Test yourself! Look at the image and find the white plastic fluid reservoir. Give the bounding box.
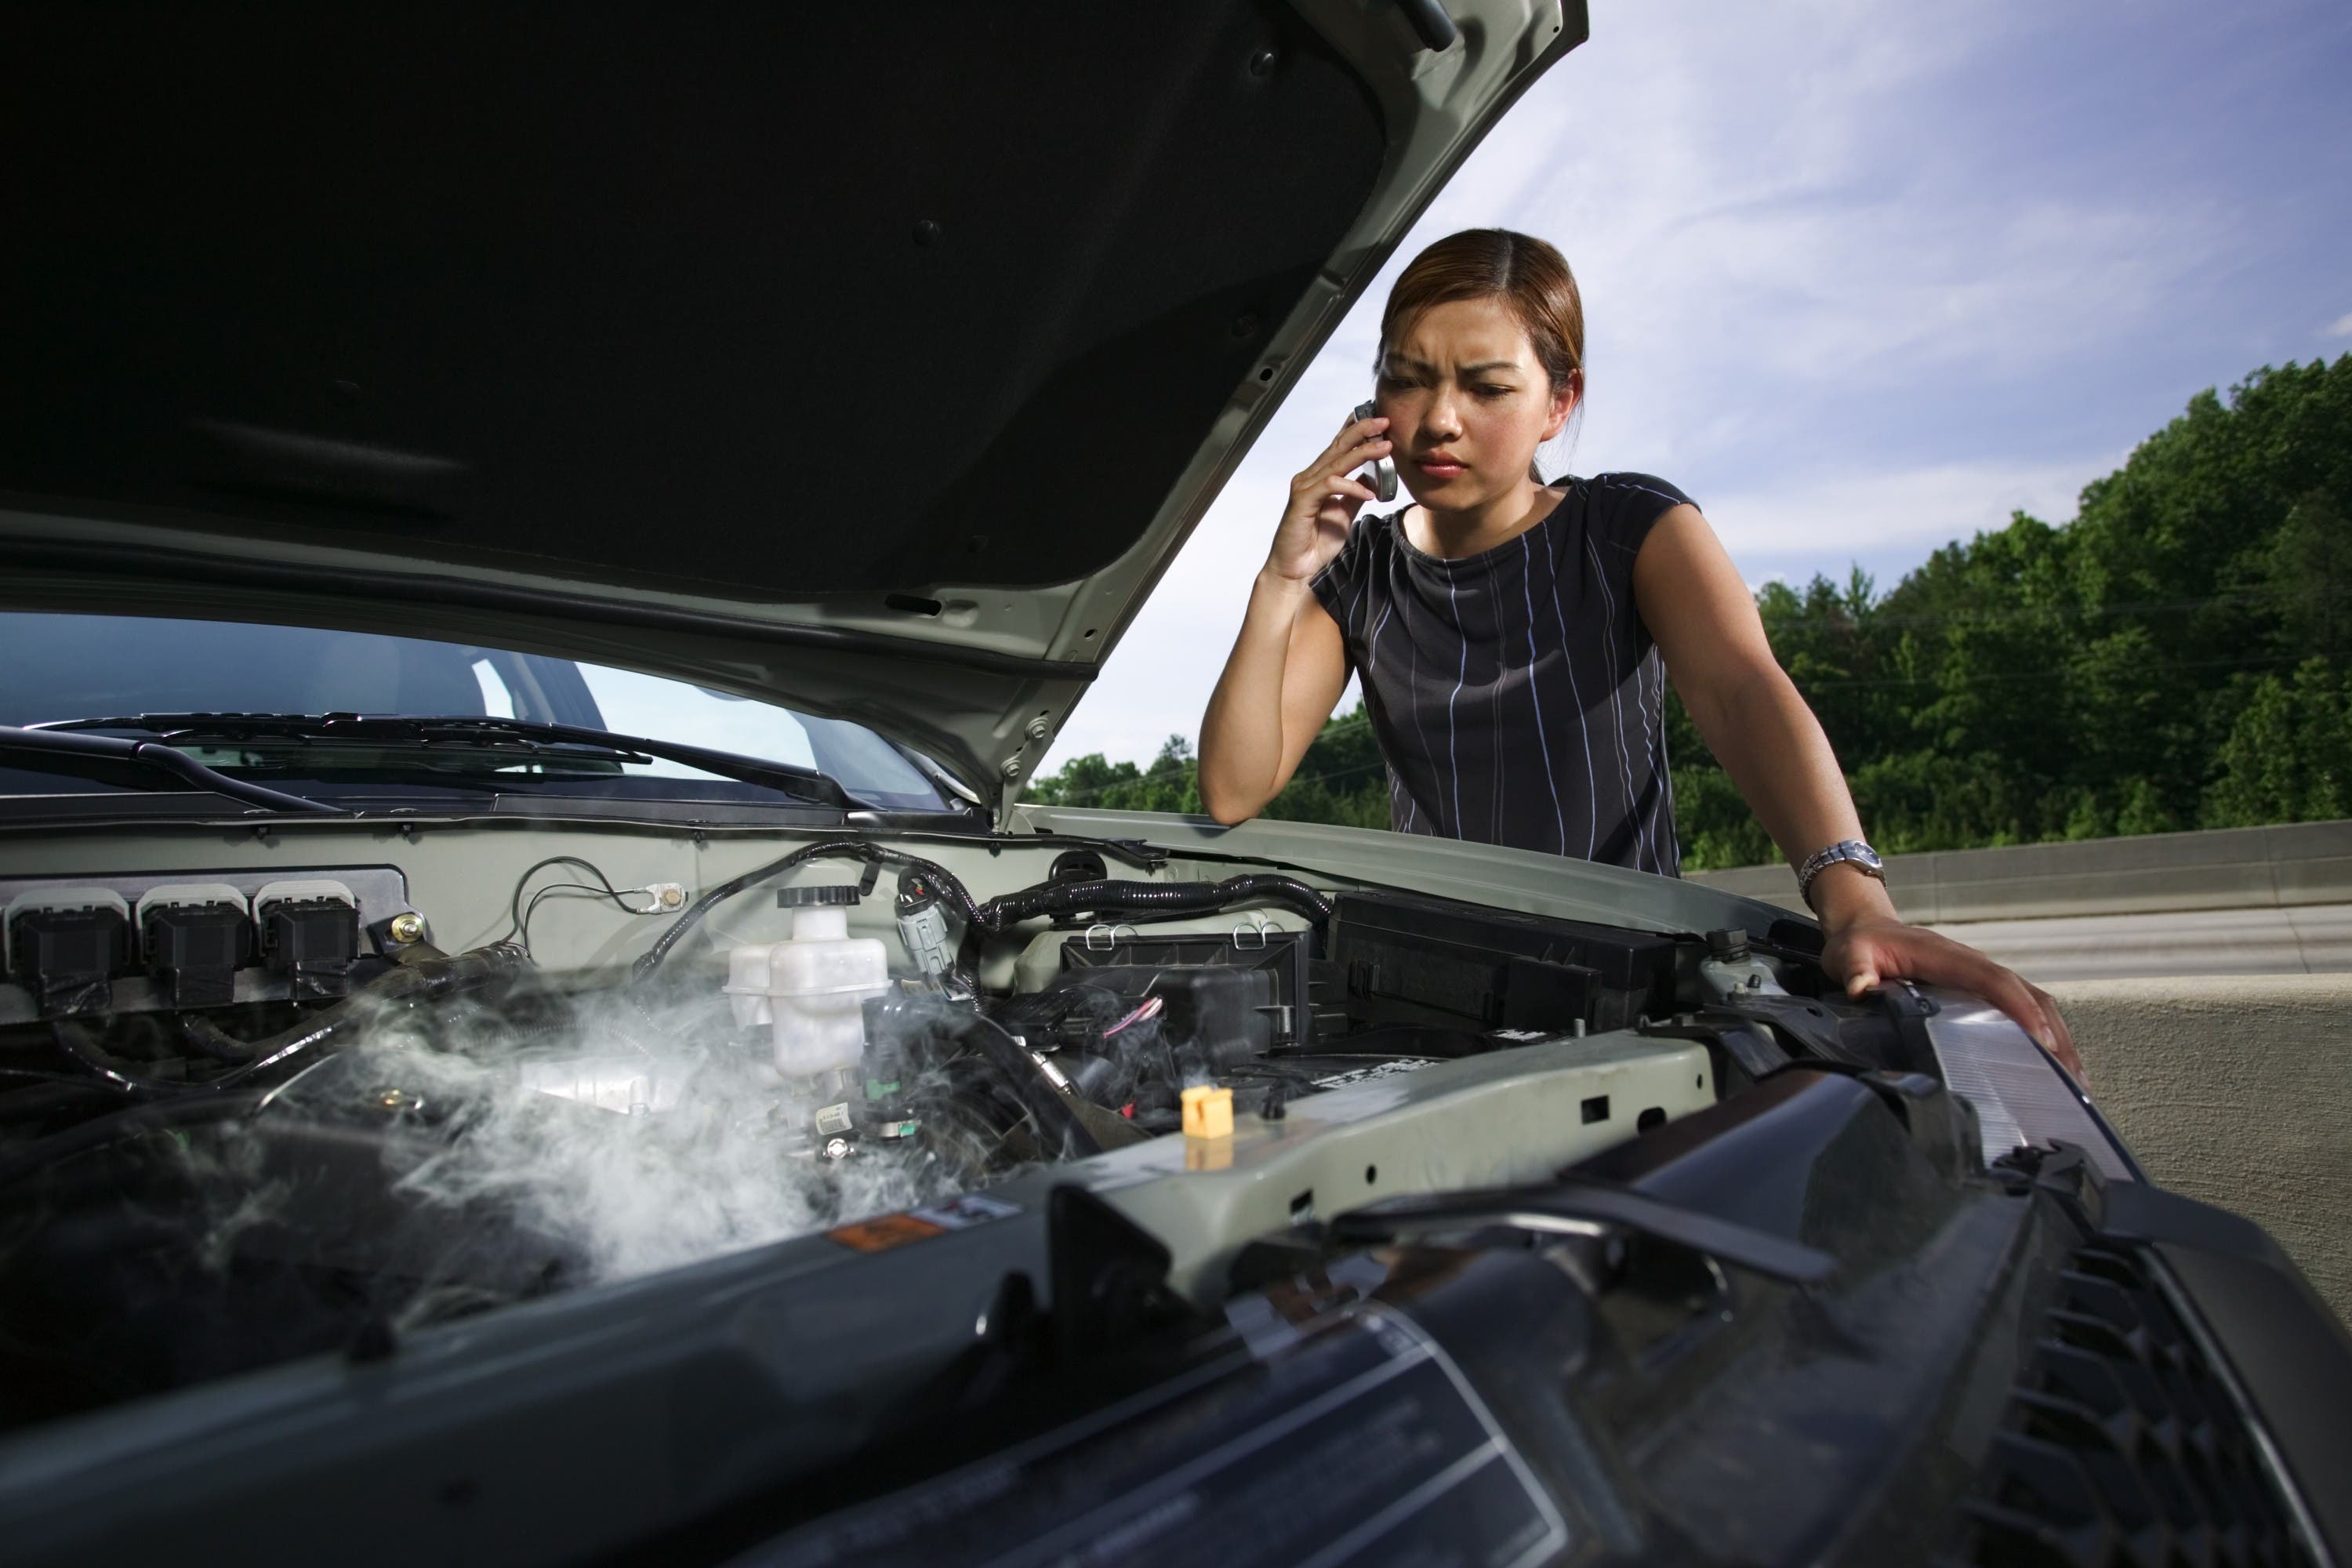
[722,885,889,1076]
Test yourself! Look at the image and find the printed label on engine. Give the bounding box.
[1309,1058,1441,1091]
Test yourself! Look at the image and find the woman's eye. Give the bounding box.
[1473,384,1512,399]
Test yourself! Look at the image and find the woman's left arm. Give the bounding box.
[1632,505,2084,1082]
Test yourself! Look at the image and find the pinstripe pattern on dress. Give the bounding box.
[1308,472,1692,872]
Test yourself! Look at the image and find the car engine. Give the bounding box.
[0,837,1751,1436]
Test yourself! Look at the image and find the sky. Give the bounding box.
[1045,0,2352,771]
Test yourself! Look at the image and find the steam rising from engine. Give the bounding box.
[270,981,985,1287]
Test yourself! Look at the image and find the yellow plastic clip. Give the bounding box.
[1181,1084,1233,1142]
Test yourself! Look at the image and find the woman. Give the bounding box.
[1199,228,2082,1078]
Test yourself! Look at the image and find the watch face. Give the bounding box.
[1849,844,1884,873]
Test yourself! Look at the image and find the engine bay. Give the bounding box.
[0,830,1825,1436]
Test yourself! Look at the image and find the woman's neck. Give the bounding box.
[1406,476,1559,560]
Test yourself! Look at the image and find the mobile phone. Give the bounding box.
[1350,400,1399,503]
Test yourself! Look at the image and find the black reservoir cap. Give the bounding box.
[779,884,862,908]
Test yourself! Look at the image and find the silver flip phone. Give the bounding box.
[1350,400,1399,503]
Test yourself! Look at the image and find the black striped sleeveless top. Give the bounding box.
[1308,472,1693,873]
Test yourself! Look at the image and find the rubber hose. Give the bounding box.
[631,840,984,981]
[959,1013,1104,1159]
[973,873,1334,930]
[169,942,528,1092]
[875,996,1103,1159]
[0,1091,269,1190]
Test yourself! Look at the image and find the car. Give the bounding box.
[1,4,2345,1565]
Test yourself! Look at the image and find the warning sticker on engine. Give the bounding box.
[911,1192,1021,1230]
[1309,1058,1442,1091]
[823,1213,946,1252]
[826,1192,1021,1252]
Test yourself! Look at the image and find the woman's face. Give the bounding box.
[1376,295,1577,510]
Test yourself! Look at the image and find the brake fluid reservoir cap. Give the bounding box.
[778,884,862,908]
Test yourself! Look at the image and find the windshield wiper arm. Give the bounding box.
[0,725,350,815]
[35,713,851,808]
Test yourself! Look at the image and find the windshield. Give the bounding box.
[0,613,947,811]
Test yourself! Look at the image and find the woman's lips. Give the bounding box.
[1414,456,1467,478]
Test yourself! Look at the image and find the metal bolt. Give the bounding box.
[823,1137,851,1160]
[913,217,942,246]
[1248,48,1277,77]
[1002,757,1024,780]
[387,911,426,945]
[1025,718,1051,742]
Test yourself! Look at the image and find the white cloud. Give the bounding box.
[2328,311,2352,338]
[1703,453,2118,572]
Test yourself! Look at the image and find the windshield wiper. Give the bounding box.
[33,713,851,808]
[0,724,349,815]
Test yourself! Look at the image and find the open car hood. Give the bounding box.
[0,1,1585,811]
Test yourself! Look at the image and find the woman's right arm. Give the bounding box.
[1197,413,1391,824]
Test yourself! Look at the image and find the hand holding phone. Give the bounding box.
[1267,405,1392,583]
[1351,400,1399,503]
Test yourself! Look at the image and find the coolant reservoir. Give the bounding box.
[722,885,889,1076]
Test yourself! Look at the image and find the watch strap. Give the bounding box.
[1797,840,1882,909]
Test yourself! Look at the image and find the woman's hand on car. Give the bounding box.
[1820,913,2086,1084]
[1269,413,1391,583]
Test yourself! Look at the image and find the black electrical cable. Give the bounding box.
[870,996,1102,1159]
[633,849,1330,985]
[49,1021,173,1097]
[168,942,528,1091]
[973,873,1334,930]
[630,840,984,982]
[0,1091,269,1190]
[499,856,648,956]
[518,880,658,959]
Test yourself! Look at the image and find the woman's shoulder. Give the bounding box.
[1565,471,1697,513]
[1555,473,1698,557]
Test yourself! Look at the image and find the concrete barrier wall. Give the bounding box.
[1690,818,2352,924]
[2053,973,2352,1327]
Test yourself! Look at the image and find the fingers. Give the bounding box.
[1320,475,1379,505]
[2027,982,2086,1086]
[1832,924,2089,1088]
[1843,953,1881,997]
[1972,963,2089,1086]
[1309,416,1390,473]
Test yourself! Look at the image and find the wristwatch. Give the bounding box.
[1796,839,1885,910]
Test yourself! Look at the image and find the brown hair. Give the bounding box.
[1377,228,1584,480]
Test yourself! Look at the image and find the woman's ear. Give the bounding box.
[1543,371,1581,441]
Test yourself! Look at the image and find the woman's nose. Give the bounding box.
[1422,391,1465,440]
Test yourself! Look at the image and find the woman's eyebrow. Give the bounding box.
[1384,354,1523,375]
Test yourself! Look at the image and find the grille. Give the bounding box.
[1951,1243,2313,1567]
